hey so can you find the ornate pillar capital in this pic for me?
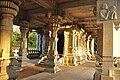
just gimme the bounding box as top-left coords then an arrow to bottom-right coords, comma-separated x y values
20,27 -> 29,35
0,1 -> 20,17
10,0 -> 24,6
19,20 -> 30,27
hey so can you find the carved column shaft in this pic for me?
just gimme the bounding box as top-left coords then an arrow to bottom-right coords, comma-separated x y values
44,30 -> 49,54
90,38 -> 95,56
87,35 -> 91,57
64,30 -> 74,65
0,14 -> 14,57
94,22 -> 114,80
49,27 -> 59,56
0,0 -> 21,79
20,27 -> 29,53
44,24 -> 60,73
64,31 -> 70,55
20,27 -> 29,67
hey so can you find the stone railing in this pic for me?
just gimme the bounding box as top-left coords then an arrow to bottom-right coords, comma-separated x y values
27,50 -> 41,59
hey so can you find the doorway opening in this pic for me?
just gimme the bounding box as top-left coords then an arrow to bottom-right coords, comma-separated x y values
57,30 -> 64,58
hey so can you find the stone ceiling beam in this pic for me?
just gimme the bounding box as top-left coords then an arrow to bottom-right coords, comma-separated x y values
26,7 -> 47,15
58,0 -> 96,10
31,0 -> 56,9
78,21 -> 96,25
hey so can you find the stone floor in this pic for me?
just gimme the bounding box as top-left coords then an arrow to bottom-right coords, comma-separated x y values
18,60 -> 95,80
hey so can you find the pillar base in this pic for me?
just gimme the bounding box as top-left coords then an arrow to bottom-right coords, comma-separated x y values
44,67 -> 61,73
44,56 -> 61,73
101,75 -> 113,80
0,59 -> 19,80
19,52 -> 29,67
0,73 -> 9,80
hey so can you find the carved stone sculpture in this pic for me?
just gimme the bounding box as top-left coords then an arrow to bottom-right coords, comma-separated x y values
99,3 -> 117,21
100,3 -> 109,20
108,5 -> 117,20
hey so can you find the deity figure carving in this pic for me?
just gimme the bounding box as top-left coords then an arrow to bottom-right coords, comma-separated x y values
99,3 -> 117,21
108,5 -> 117,20
99,3 -> 109,20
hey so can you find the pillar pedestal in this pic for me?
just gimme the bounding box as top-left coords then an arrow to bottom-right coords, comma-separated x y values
45,36 -> 61,73
43,25 -> 61,73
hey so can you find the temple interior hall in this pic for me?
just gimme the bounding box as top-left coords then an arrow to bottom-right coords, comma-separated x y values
0,0 -> 120,80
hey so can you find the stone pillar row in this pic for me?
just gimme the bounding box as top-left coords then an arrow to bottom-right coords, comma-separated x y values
64,28 -> 89,66
0,0 -> 22,79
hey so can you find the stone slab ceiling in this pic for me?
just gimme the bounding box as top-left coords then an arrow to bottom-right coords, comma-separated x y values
15,0 -> 97,28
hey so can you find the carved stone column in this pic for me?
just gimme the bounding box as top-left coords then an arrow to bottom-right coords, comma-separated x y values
0,0 -> 21,79
20,27 -> 29,67
101,22 -> 113,80
43,29 -> 49,54
45,26 -> 60,73
40,32 -> 44,54
94,22 -> 114,80
72,30 -> 79,66
87,35 -> 92,59
36,32 -> 41,51
90,38 -> 95,56
36,30 -> 44,54
64,30 -> 74,65
78,31 -> 83,56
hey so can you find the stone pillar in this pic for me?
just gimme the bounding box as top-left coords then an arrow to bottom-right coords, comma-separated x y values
44,24 -> 60,73
64,30 -> 74,65
44,30 -> 49,54
90,38 -> 95,56
20,27 -> 29,67
94,22 -> 114,80
78,31 -> 83,55
36,33 -> 41,50
36,30 -> 44,54
40,32 -> 44,54
101,22 -> 113,80
72,30 -> 79,66
82,33 -> 88,62
94,24 -> 103,80
87,35 -> 92,58
63,31 -> 69,65
80,33 -> 87,55
0,1 -> 21,79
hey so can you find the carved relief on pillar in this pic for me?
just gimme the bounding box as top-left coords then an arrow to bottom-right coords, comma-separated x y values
97,0 -> 118,22
42,29 -> 49,55
20,27 -> 29,38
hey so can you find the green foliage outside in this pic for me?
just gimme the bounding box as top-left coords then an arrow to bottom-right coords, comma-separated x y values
12,31 -> 21,49
28,32 -> 36,49
12,31 -> 36,50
